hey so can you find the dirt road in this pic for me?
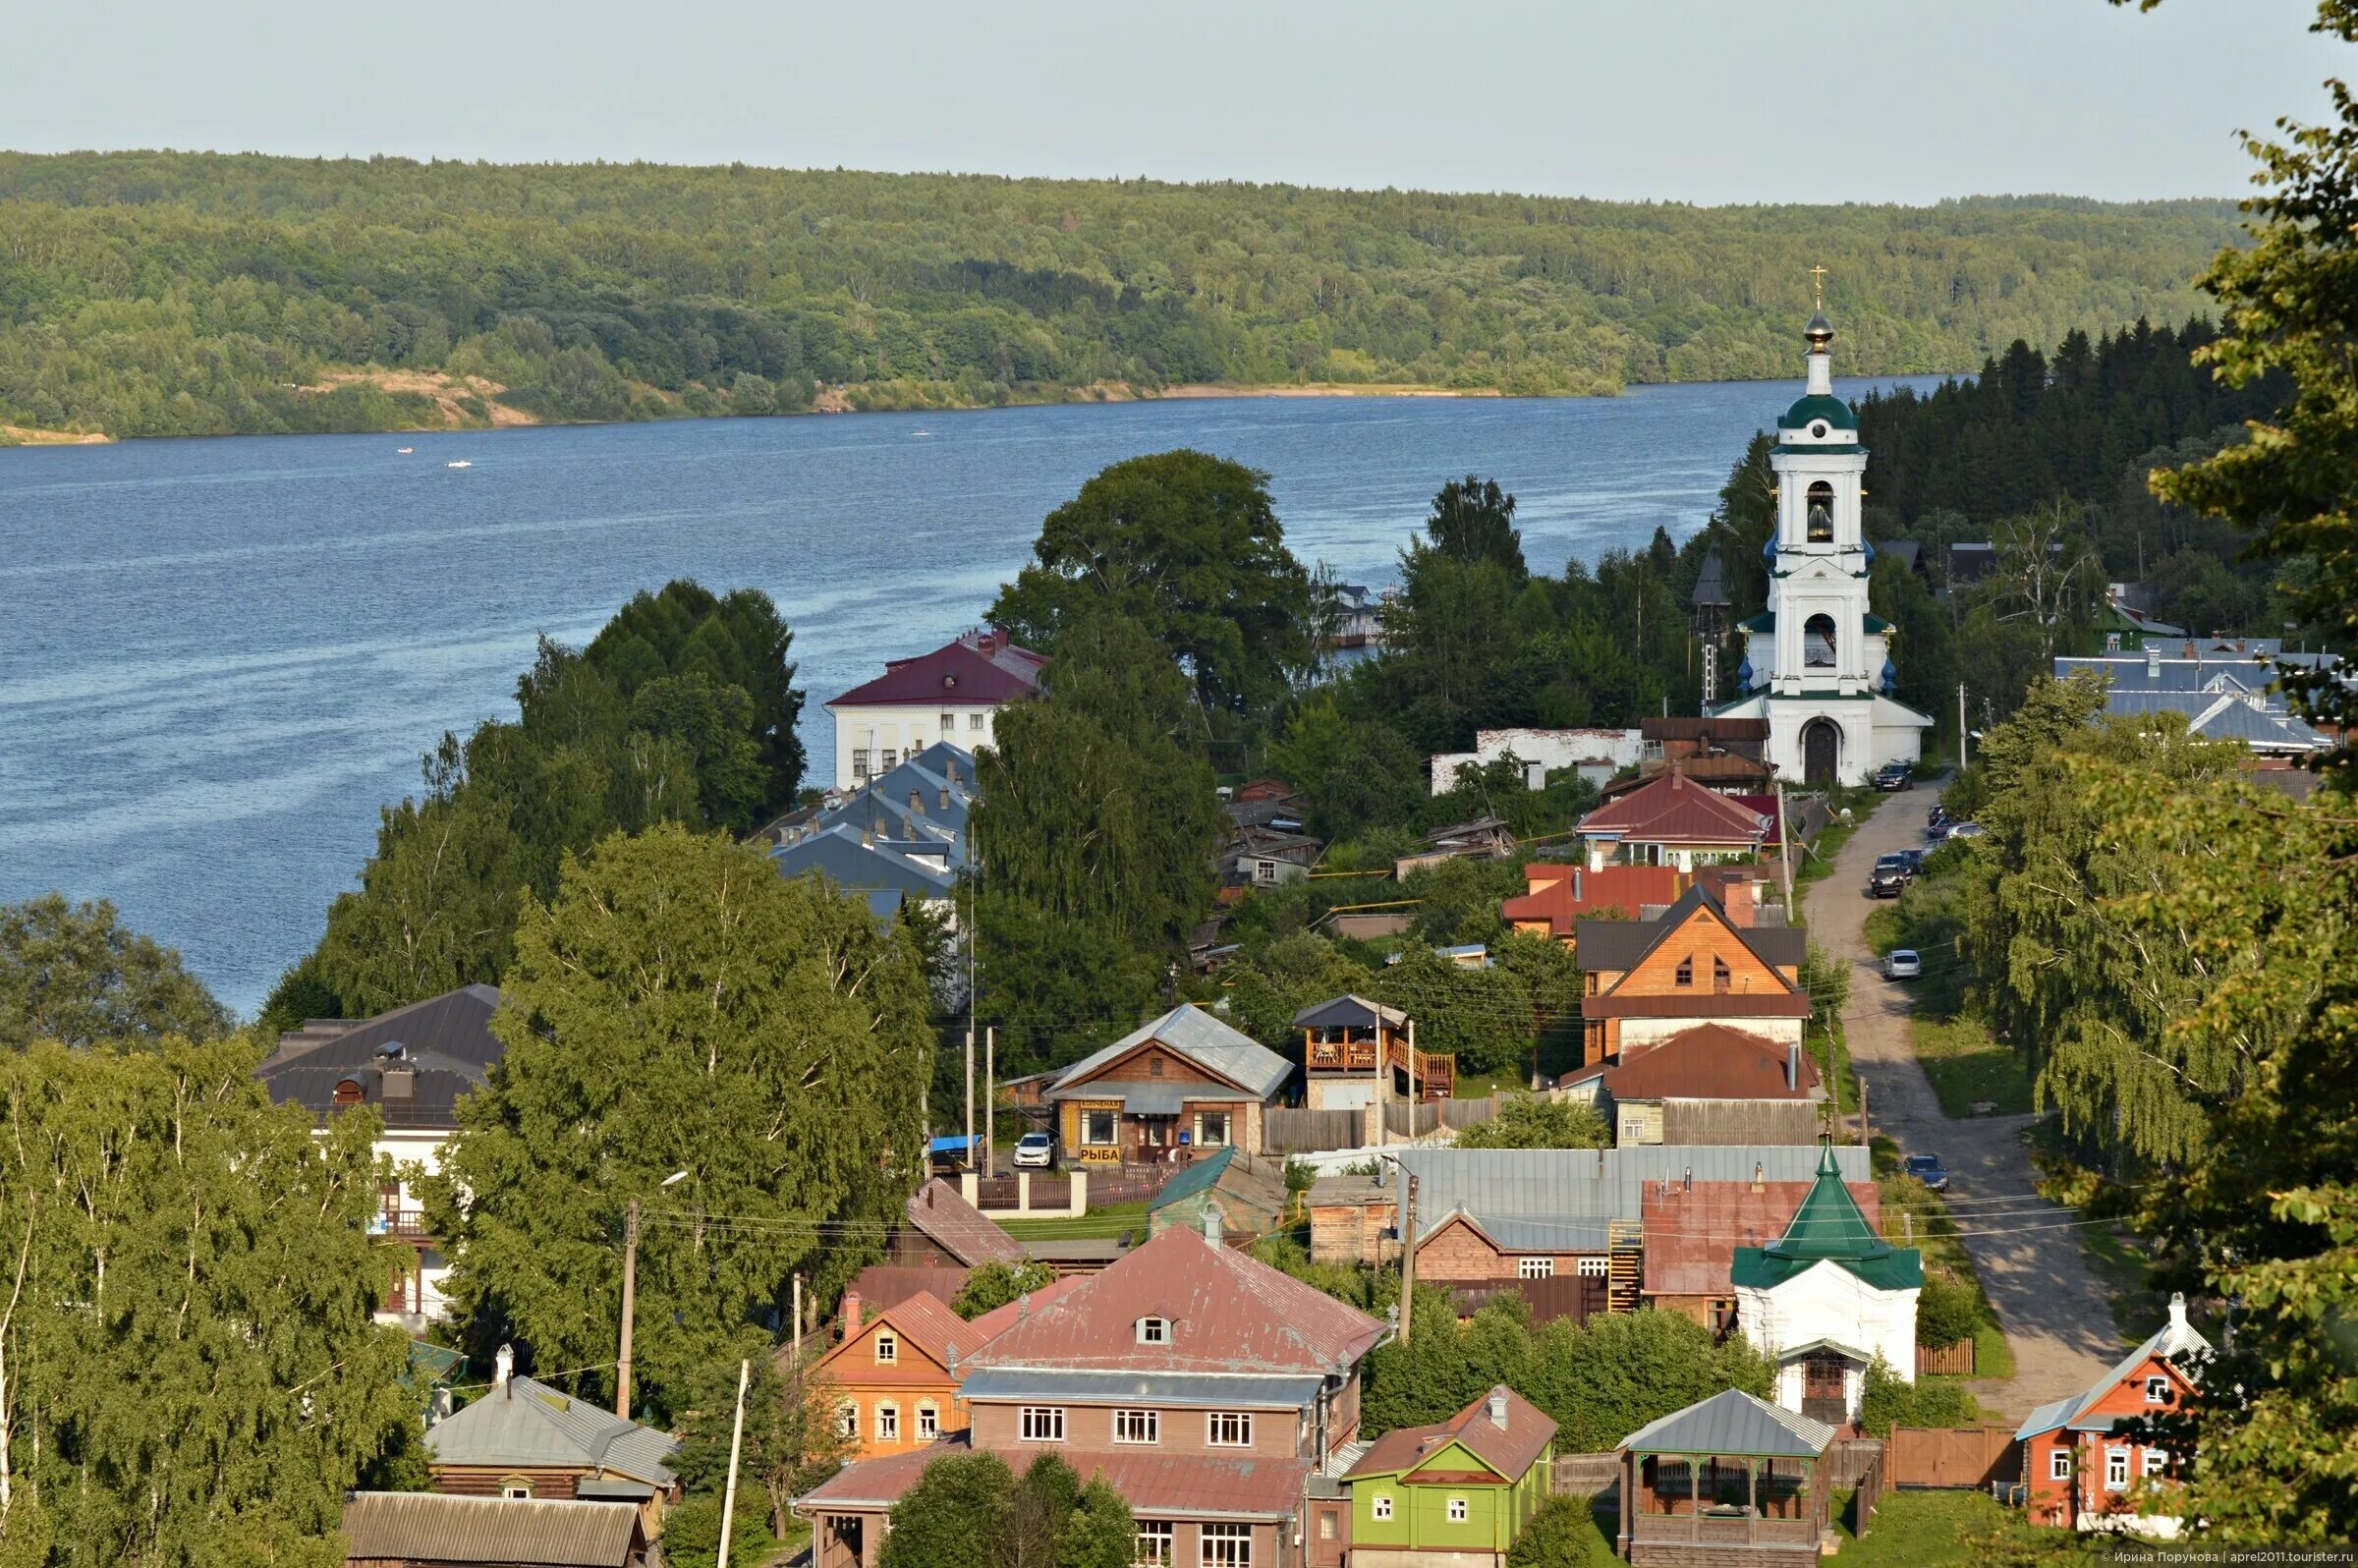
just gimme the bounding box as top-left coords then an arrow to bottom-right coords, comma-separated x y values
1805,790 -> 2120,1422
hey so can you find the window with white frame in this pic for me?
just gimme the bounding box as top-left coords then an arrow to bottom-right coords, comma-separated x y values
1197,1111 -> 1230,1148
2144,1374 -> 2169,1405
875,1403 -> 898,1443
1621,1116 -> 1647,1144
1082,1109 -> 1117,1147
851,750 -> 871,779
1517,1256 -> 1553,1279
1447,1497 -> 1468,1523
1207,1411 -> 1252,1447
2049,1448 -> 2071,1482
499,1477 -> 533,1500
1021,1406 -> 1065,1442
1372,1494 -> 1392,1520
836,1402 -> 858,1439
2105,1448 -> 2129,1491
969,712 -> 986,732
917,1403 -> 939,1440
874,1330 -> 897,1365
2142,1449 -> 2168,1479
1135,1521 -> 1173,1566
1199,1522 -> 1252,1566
1113,1409 -> 1158,1444
1576,1257 -> 1609,1277
1138,1316 -> 1169,1345
939,711 -> 955,732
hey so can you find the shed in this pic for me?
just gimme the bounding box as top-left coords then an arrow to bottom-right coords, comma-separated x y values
1146,1148 -> 1288,1242
1616,1389 -> 1836,1565
342,1491 -> 650,1567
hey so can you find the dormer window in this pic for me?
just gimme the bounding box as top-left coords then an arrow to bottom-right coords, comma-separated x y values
1138,1316 -> 1169,1345
332,1079 -> 365,1106
874,1330 -> 897,1365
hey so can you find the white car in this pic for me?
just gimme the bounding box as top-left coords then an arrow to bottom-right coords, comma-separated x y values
1946,821 -> 1986,841
1012,1131 -> 1055,1169
1883,949 -> 1922,980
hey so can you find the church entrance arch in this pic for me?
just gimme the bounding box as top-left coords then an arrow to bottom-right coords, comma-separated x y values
1801,718 -> 1840,785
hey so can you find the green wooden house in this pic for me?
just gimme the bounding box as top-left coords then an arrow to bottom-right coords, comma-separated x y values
1343,1385 -> 1557,1565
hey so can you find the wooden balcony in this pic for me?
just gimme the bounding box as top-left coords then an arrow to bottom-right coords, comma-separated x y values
1304,1036 -> 1454,1092
371,1208 -> 434,1240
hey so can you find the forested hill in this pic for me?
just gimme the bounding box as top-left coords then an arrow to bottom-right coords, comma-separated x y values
0,150 -> 2242,439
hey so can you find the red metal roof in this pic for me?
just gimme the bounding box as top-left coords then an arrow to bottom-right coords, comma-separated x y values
1503,865 -> 1686,938
965,1224 -> 1387,1376
1601,1027 -> 1819,1102
1641,1180 -> 1882,1298
827,630 -> 1046,708
904,1178 -> 1025,1265
814,1291 -> 972,1376
794,1437 -> 1309,1520
847,1263 -> 973,1316
1345,1385 -> 1557,1484
1578,768 -> 1772,847
962,1271 -> 1091,1344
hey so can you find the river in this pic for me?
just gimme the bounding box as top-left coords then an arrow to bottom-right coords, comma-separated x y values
0,377 -> 1946,1014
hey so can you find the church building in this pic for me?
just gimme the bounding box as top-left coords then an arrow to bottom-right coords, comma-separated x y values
1713,305 -> 1933,784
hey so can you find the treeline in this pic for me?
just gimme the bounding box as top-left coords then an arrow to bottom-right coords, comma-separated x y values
0,149 -> 2241,437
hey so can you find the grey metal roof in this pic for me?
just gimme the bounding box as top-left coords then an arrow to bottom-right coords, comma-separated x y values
1393,1146 -> 1870,1245
1574,886 -> 1807,976
340,1492 -> 642,1566
769,821 -> 957,916
1432,1207 -> 1615,1253
1621,1388 -> 1836,1457
424,1374 -> 678,1485
254,984 -> 502,1129
1121,1085 -> 1191,1116
2015,1301 -> 2210,1440
959,1368 -> 1324,1409
1047,1004 -> 1292,1101
1293,993 -> 1409,1031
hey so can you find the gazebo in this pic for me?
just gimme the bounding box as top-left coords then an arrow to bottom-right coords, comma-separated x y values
1616,1388 -> 1835,1563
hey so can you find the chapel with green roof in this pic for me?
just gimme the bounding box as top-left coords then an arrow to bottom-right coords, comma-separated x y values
1731,1142 -> 1922,1426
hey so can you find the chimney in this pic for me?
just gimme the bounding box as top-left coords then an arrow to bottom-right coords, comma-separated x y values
946,758 -> 962,787
1017,1292 -> 1031,1321
2146,645 -> 2162,682
1683,1166 -> 1693,1194
840,1291 -> 862,1338
494,1343 -> 514,1391
1203,1208 -> 1224,1249
382,1067 -> 416,1101
1724,876 -> 1756,929
946,1344 -> 958,1376
2167,1291 -> 2188,1334
939,787 -> 952,811
910,790 -> 926,816
925,1184 -> 935,1208
1488,1387 -> 1508,1429
1752,1161 -> 1766,1194
1786,1042 -> 1800,1092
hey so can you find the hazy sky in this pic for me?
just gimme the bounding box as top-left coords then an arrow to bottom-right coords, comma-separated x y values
3,0 -> 2343,203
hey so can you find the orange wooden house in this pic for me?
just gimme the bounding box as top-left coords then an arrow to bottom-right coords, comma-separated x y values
1573,885 -> 1809,1066
801,1291 -> 975,1461
2015,1294 -> 2209,1537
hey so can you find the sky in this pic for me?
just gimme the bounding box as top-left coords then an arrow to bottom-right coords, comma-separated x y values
1,0 -> 2345,204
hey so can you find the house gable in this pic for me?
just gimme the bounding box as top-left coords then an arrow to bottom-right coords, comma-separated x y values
1400,1437 -> 1510,1487
1060,1041 -> 1235,1094
1610,904 -> 1794,1001
818,1312 -> 954,1385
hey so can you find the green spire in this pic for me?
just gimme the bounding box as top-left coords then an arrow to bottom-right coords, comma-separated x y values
1730,1142 -> 1925,1292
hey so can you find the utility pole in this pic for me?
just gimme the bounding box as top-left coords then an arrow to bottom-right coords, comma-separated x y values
1774,778 -> 1795,920
964,1020 -> 976,1172
1407,1018 -> 1419,1134
617,1199 -> 641,1419
984,1027 -> 996,1179
715,1358 -> 751,1568
791,1273 -> 803,1363
1958,683 -> 1969,772
1397,1173 -> 1420,1345
1859,1077 -> 1871,1149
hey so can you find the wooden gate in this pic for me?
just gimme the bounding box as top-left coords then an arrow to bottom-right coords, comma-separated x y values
1916,1339 -> 1976,1376
1886,1427 -> 2021,1489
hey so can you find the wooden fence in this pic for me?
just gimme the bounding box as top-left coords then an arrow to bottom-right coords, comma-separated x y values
1826,1438 -> 1885,1489
1916,1339 -> 1976,1377
1551,1452 -> 1621,1499
1885,1427 -> 2021,1490
1263,1108 -> 1363,1153
1450,1274 -> 1607,1326
1851,1444 -> 1887,1537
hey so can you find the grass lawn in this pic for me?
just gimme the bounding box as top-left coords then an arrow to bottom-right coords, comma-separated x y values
994,1199 -> 1151,1242
1793,789 -> 1883,892
1912,1016 -> 2034,1117
1829,1488 -> 2061,1564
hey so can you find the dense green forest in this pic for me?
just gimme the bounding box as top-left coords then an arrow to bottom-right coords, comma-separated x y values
0,149 -> 2241,438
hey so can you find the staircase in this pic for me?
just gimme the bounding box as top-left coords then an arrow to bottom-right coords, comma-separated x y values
1607,1220 -> 1643,1314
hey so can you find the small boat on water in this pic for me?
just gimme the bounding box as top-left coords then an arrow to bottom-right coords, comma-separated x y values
446,460 -> 472,469
396,446 -> 413,454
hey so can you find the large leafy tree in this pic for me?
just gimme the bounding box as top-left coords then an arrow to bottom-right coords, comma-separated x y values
988,450 -> 1313,717
0,894 -> 231,1049
878,1452 -> 1133,1568
0,1037 -> 420,1566
423,824 -> 933,1420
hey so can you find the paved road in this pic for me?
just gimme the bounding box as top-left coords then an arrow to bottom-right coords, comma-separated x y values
1804,788 -> 2119,1422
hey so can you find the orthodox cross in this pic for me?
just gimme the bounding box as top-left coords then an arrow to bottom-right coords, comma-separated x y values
1809,264 -> 1829,309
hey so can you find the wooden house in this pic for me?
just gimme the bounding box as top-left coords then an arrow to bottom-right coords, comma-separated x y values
1042,1004 -> 1291,1162
341,1492 -> 652,1568
422,1358 -> 680,1536
1295,993 -> 1454,1110
804,1290 -> 975,1461
2015,1293 -> 2208,1538
1341,1386 -> 1558,1565
1574,885 -> 1809,1067
1145,1148 -> 1288,1242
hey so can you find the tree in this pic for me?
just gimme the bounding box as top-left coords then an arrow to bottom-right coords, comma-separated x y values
673,1351 -> 849,1536
0,893 -> 231,1049
0,1037 -> 421,1567
877,1450 -> 1131,1568
1858,1356 -> 1978,1437
988,451 -> 1314,716
422,824 -> 934,1420
951,1259 -> 1058,1319
1454,1092 -> 1608,1149
1424,476 -> 1528,578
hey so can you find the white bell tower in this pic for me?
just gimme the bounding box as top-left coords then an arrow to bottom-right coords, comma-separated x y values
1714,272 -> 1931,785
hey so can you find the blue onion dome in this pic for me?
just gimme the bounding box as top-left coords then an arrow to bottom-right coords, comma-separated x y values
1736,655 -> 1755,690
1864,538 -> 1877,565
1881,655 -> 1898,693
1762,533 -> 1778,567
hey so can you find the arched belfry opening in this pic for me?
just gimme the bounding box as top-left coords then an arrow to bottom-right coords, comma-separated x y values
1806,480 -> 1834,543
1802,613 -> 1837,669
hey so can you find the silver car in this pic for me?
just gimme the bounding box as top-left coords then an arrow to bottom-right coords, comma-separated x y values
1882,949 -> 1922,980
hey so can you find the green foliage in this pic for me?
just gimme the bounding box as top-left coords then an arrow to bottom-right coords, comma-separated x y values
656,1493 -> 776,1568
1915,1271 -> 1983,1347
1505,1494 -> 1618,1566
950,1259 -> 1059,1319
0,151 -> 2239,438
1857,1358 -> 1980,1437
1455,1092 -> 1608,1149
0,1036 -> 421,1568
1247,1232 -> 1397,1315
990,451 -> 1312,716
0,892 -> 233,1047
878,1450 -> 1134,1568
971,611 -> 1223,1069
672,1353 -> 849,1535
1362,1289 -> 1773,1453
423,824 -> 933,1420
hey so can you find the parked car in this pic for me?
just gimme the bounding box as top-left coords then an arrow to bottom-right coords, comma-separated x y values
1882,949 -> 1922,980
1012,1131 -> 1056,1169
1895,849 -> 1926,875
1946,821 -> 1987,841
1903,1152 -> 1950,1191
1873,761 -> 1914,791
1867,855 -> 1911,899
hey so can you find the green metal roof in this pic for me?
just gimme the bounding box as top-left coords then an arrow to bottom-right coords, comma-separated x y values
1149,1146 -> 1234,1211
1863,613 -> 1892,634
1778,394 -> 1860,432
1741,610 -> 1774,634
1730,1144 -> 1923,1291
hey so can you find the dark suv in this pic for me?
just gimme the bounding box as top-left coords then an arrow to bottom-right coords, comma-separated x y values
1867,853 -> 1912,898
1873,761 -> 1914,791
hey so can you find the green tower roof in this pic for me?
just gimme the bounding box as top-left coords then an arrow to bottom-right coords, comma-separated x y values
1778,393 -> 1860,432
1730,1143 -> 1923,1292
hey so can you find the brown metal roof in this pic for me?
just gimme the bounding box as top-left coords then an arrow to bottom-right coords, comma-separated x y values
1641,1180 -> 1882,1298
1502,866 -> 1687,938
339,1491 -> 643,1566
793,1438 -> 1308,1520
1584,993 -> 1814,1021
846,1263 -> 972,1316
903,1178 -> 1024,1265
1578,769 -> 1771,846
813,1291 -> 973,1377
1345,1385 -> 1557,1484
1602,1028 -> 1819,1102
966,1224 -> 1386,1376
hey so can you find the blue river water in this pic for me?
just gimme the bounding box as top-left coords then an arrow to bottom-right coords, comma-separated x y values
0,376 -> 1945,1014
